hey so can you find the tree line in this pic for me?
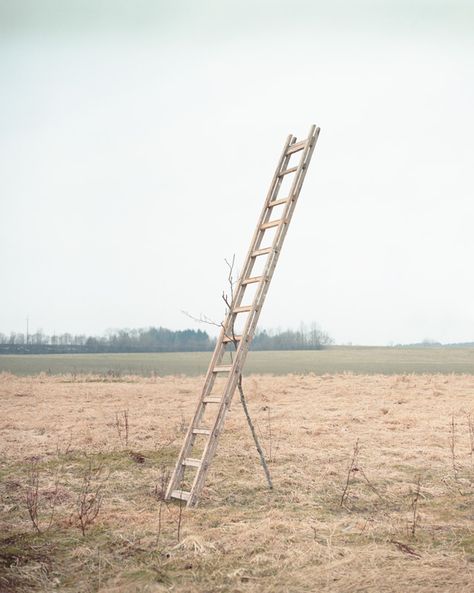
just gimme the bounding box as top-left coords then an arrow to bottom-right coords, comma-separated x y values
0,323 -> 332,354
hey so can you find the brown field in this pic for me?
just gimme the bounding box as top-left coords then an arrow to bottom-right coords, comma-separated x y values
1,371 -> 474,592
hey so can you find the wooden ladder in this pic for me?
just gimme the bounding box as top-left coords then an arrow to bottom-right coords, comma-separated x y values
165,124 -> 320,507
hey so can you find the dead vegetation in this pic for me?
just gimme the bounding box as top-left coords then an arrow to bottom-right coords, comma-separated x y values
1,371 -> 474,592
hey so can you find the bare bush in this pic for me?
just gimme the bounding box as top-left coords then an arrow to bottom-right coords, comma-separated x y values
76,460 -> 107,536
25,457 -> 64,534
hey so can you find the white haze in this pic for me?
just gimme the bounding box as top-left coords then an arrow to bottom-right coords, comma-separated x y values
1,0 -> 473,345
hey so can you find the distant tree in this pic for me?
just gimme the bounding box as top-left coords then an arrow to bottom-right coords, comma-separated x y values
85,337 -> 100,353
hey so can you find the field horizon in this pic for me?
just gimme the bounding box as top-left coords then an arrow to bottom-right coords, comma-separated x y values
1,346 -> 474,377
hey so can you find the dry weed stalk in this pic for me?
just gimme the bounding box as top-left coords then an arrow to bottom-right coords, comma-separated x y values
409,475 -> 422,538
359,466 -> 384,501
449,414 -> 458,479
340,439 -> 360,507
177,469 -> 186,542
25,459 -> 41,533
115,409 -> 129,448
77,460 -> 106,536
467,413 -> 474,469
154,466 -> 171,543
267,406 -> 273,462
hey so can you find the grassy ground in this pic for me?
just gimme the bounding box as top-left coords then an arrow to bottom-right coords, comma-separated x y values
1,346 -> 474,376
1,372 -> 474,592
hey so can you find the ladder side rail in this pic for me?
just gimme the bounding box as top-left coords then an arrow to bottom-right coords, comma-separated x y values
246,128 -> 320,342
205,135 -> 296,359
236,126 -> 320,362
207,135 -> 295,353
165,340 -> 228,498
188,350 -> 249,506
281,127 -> 320,228
232,135 -> 295,299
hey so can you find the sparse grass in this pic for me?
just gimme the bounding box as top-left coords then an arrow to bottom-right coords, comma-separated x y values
1,346 -> 474,377
1,372 -> 474,592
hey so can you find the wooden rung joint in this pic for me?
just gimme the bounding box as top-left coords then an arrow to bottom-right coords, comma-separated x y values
261,219 -> 285,230
203,396 -> 221,404
192,428 -> 211,435
183,458 -> 201,468
286,140 -> 306,155
233,305 -> 252,313
241,275 -> 266,285
213,364 -> 233,372
251,247 -> 272,257
171,490 -> 190,501
278,166 -> 298,177
222,335 -> 242,343
268,197 -> 289,208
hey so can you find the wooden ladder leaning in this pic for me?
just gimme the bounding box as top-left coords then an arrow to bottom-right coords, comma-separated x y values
165,124 -> 321,507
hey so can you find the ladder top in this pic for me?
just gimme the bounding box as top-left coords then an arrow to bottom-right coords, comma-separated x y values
286,140 -> 306,155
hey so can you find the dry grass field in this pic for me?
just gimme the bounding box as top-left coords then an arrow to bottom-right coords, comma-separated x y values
1,371 -> 474,592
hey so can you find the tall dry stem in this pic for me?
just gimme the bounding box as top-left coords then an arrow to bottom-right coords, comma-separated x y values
25,459 -> 41,533
115,410 -> 129,448
409,475 -> 422,538
340,439 -> 360,507
449,414 -> 458,479
467,413 -> 474,469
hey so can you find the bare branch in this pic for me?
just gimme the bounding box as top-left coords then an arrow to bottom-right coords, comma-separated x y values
181,310 -> 223,329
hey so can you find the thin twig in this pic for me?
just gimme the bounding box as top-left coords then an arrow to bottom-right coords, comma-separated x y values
467,413 -> 474,469
450,414 -> 458,479
340,439 -> 360,507
25,460 -> 41,533
410,475 -> 422,538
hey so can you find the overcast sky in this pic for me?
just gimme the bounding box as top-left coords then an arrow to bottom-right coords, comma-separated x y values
1,0 -> 473,345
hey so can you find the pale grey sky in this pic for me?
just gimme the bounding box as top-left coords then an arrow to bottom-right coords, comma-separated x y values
1,0 -> 473,345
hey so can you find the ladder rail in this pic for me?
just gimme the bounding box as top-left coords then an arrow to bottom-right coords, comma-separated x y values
241,126 -> 320,349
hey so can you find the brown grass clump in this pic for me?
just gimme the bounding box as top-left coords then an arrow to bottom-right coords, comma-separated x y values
1,372 -> 474,592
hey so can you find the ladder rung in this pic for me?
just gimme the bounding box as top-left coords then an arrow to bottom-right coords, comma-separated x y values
251,247 -> 272,257
261,219 -> 284,230
222,335 -> 242,343
233,305 -> 252,313
241,275 -> 266,285
213,365 -> 233,372
183,458 -> 201,468
278,166 -> 298,177
171,489 -> 190,501
192,428 -> 211,435
268,197 -> 289,208
286,140 -> 306,155
203,396 -> 222,403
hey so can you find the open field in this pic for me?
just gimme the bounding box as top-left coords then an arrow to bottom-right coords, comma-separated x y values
2,346 -> 474,376
1,371 -> 474,592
